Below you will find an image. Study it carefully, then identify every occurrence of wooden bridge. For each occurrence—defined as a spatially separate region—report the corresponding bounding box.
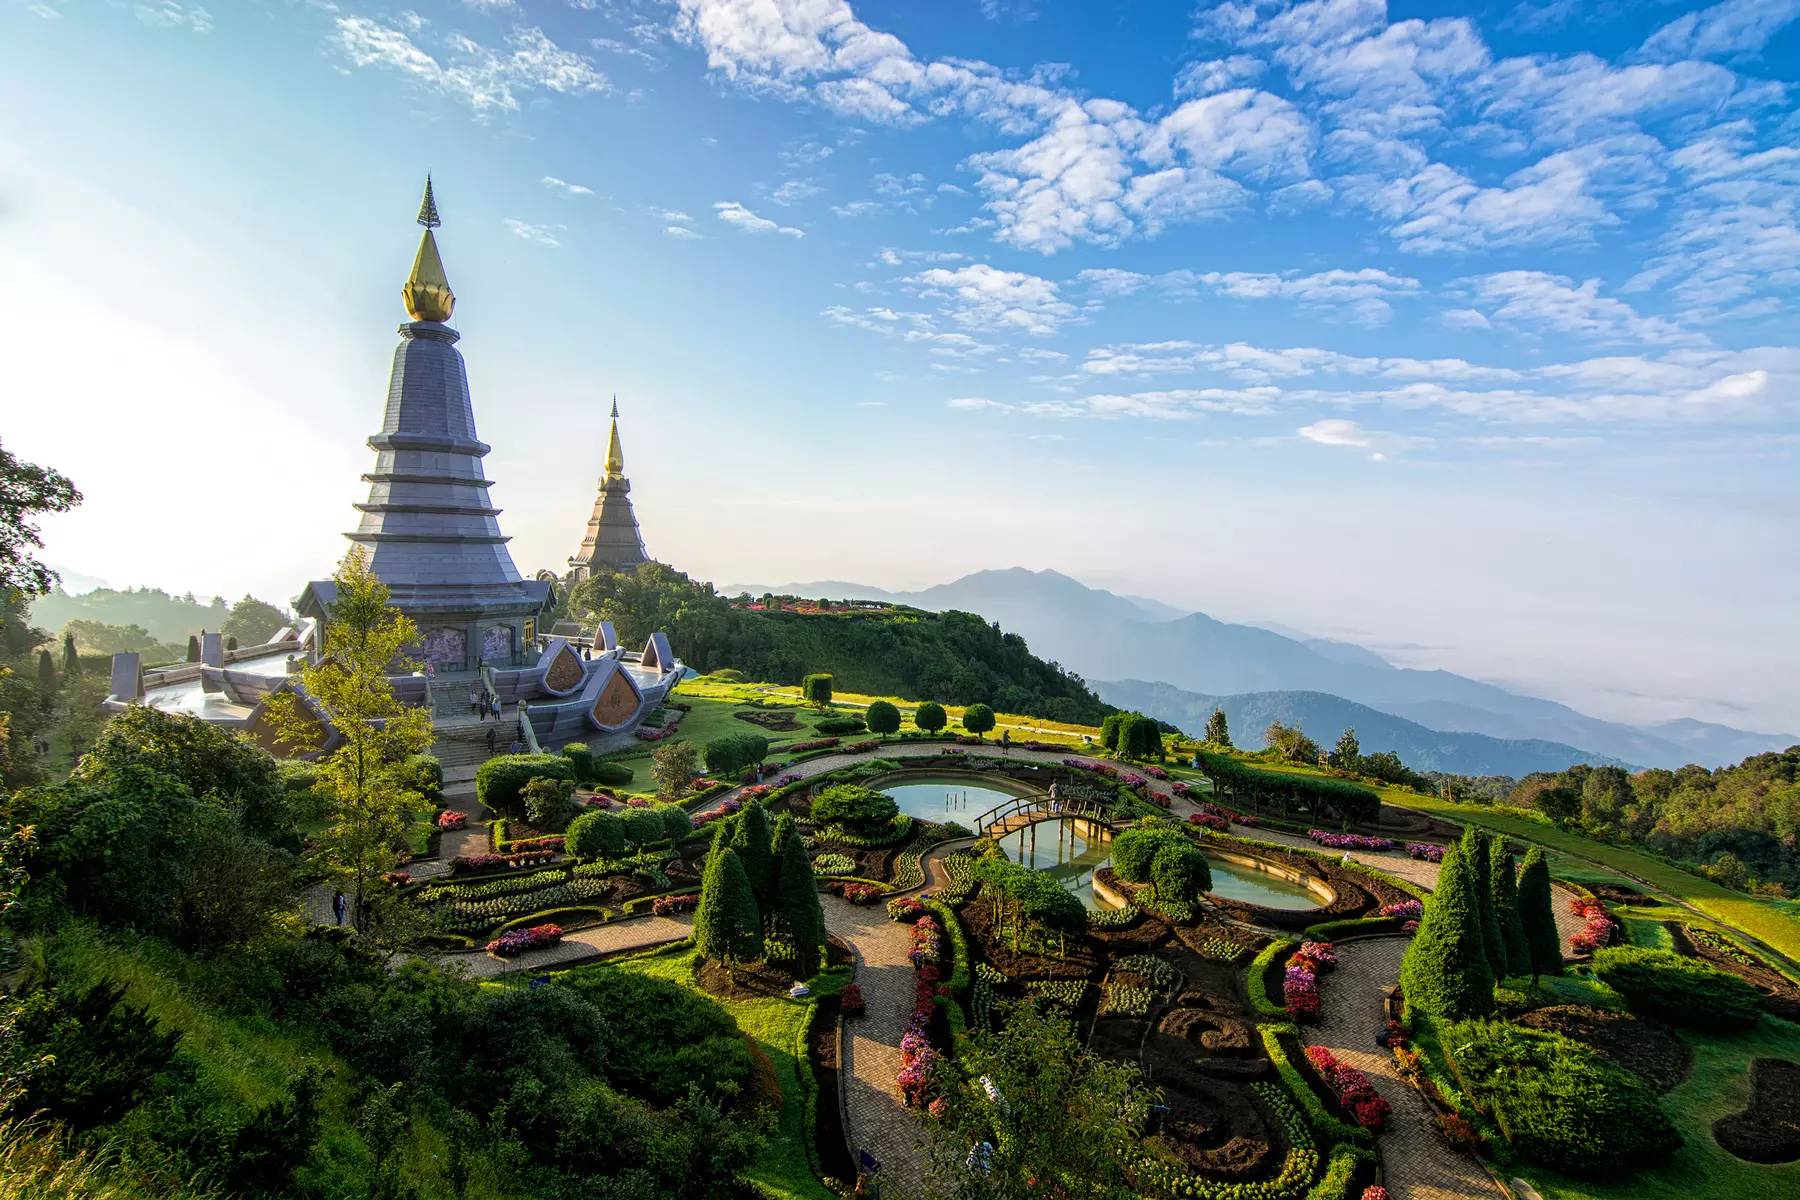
[973,791,1113,838]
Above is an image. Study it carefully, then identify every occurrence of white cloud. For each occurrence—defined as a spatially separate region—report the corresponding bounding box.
[1458,271,1706,345]
[715,201,805,237]
[947,397,1011,410]
[1174,56,1265,99]
[462,0,516,9]
[334,18,608,114]
[904,263,1073,335]
[664,225,704,239]
[1637,0,1800,64]
[1441,307,1491,330]
[135,2,211,32]
[831,200,882,217]
[648,206,694,222]
[503,218,563,246]
[1298,418,1370,447]
[770,179,823,205]
[541,175,594,197]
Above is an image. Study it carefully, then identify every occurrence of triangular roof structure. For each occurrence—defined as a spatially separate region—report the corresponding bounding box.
[570,397,648,577]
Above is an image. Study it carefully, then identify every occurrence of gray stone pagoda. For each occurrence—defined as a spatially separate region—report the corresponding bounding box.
[296,179,550,669]
[568,398,649,580]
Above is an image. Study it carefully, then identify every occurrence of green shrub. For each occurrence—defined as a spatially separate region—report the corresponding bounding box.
[704,733,769,777]
[523,776,582,832]
[557,967,754,1105]
[1591,946,1763,1030]
[1151,842,1211,905]
[656,802,692,843]
[1400,846,1496,1021]
[707,668,745,682]
[814,716,865,735]
[865,700,901,738]
[1257,1026,1370,1146]
[1111,826,1191,883]
[590,760,634,787]
[562,742,594,782]
[960,703,995,737]
[476,754,575,815]
[1306,1145,1374,1200]
[389,753,443,799]
[623,806,667,849]
[9,981,183,1130]
[566,809,626,859]
[801,673,833,709]
[1249,939,1297,1019]
[1444,1018,1678,1177]
[1518,846,1562,979]
[913,701,947,734]
[811,784,899,834]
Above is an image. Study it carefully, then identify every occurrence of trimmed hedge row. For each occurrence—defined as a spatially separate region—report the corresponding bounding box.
[1250,938,1299,1019]
[1198,752,1380,824]
[1591,946,1763,1031]
[476,754,575,813]
[1305,1144,1376,1200]
[1257,1025,1372,1147]
[1304,916,1403,943]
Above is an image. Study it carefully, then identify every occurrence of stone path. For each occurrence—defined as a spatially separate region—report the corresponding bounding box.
[823,897,931,1184]
[440,913,694,978]
[1301,938,1503,1200]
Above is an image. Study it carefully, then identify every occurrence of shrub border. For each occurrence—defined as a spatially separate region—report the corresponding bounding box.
[1250,938,1299,1019]
[1258,1025,1372,1147]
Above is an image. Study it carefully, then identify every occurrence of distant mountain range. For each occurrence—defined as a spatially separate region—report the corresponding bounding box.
[724,569,1798,773]
[1093,680,1625,777]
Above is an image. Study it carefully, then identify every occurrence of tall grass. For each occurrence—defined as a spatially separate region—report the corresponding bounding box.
[0,1122,212,1200]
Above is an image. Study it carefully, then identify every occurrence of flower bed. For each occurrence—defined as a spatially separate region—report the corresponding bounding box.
[449,849,556,874]
[786,738,842,754]
[486,923,563,956]
[1086,903,1140,929]
[1189,812,1231,831]
[1115,953,1179,992]
[843,739,880,754]
[1025,979,1087,1009]
[897,916,948,1106]
[690,797,744,827]
[811,853,857,877]
[1285,941,1337,1024]
[503,835,565,853]
[936,852,977,906]
[1304,1045,1391,1132]
[1379,899,1423,920]
[436,810,468,830]
[1308,831,1397,852]
[839,982,865,1016]
[1101,982,1153,1016]
[651,892,698,916]
[1570,897,1622,954]
[841,882,883,905]
[1127,1081,1318,1200]
[887,896,927,923]
[972,963,1006,1031]
[1197,937,1249,964]
[1197,800,1256,827]
[1405,842,1444,862]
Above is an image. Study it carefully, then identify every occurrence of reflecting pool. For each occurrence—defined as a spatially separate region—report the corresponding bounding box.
[1204,856,1324,911]
[881,774,1034,824]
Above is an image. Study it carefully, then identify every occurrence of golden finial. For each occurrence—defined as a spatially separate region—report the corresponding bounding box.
[605,397,625,479]
[402,176,455,322]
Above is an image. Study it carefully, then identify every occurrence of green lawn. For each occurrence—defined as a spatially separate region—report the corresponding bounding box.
[1520,1016,1800,1200]
[559,943,851,1200]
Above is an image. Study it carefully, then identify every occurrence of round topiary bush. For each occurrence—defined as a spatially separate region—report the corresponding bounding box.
[476,754,575,816]
[1592,946,1763,1031]
[590,760,634,787]
[1111,827,1191,883]
[1151,842,1211,905]
[566,808,626,859]
[811,784,899,834]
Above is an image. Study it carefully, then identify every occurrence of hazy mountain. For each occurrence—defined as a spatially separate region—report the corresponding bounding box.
[1096,680,1625,777]
[722,567,1792,770]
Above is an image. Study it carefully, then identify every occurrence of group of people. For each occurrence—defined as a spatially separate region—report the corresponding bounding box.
[469,688,504,722]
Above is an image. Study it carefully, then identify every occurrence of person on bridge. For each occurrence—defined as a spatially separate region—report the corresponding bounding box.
[1047,779,1061,812]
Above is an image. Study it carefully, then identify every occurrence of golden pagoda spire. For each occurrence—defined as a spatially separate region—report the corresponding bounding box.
[604,396,625,479]
[402,176,456,323]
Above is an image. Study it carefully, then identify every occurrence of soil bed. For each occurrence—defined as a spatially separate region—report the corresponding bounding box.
[1514,1005,1693,1093]
[736,710,804,732]
[1713,1058,1800,1164]
[1669,924,1800,1022]
[807,994,857,1185]
[696,957,799,1001]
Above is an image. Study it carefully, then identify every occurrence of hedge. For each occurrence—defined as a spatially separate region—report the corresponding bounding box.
[1303,916,1402,943]
[1305,1144,1375,1200]
[1250,938,1299,1019]
[1198,752,1380,824]
[1258,1026,1372,1147]
[923,898,971,1040]
[562,742,595,782]
[590,760,635,787]
[476,754,575,814]
[1591,946,1763,1031]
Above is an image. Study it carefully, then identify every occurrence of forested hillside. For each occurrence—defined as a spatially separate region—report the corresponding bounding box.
[566,562,1113,724]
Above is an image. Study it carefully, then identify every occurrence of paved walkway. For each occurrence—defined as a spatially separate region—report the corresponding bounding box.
[824,897,931,1183]
[439,913,694,978]
[1301,938,1503,1200]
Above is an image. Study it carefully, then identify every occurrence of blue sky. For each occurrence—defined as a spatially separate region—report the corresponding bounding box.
[2,0,1797,731]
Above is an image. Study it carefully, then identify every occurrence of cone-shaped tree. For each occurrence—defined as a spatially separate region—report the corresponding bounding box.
[62,632,80,676]
[1517,846,1562,981]
[772,814,825,978]
[37,648,57,692]
[1461,826,1507,979]
[729,802,776,908]
[1204,707,1230,748]
[1489,835,1529,978]
[694,845,763,971]
[1399,846,1496,1020]
[185,634,201,663]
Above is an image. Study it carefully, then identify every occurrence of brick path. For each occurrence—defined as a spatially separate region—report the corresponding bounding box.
[1301,937,1503,1200]
[824,897,931,1183]
[439,913,693,978]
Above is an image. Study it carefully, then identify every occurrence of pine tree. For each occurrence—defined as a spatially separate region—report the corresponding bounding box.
[1204,707,1230,747]
[729,802,776,908]
[772,814,825,978]
[37,648,56,692]
[694,845,763,972]
[62,632,80,676]
[1462,826,1507,978]
[1517,846,1562,982]
[1489,835,1529,979]
[185,634,201,663]
[1399,846,1496,1020]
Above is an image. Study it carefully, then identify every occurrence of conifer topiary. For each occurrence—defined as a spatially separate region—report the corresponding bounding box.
[1517,846,1562,981]
[1490,835,1529,978]
[1462,826,1507,979]
[1399,846,1496,1020]
[772,813,825,977]
[729,802,776,907]
[694,845,763,971]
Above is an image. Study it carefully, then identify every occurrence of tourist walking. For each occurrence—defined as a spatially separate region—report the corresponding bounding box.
[331,889,346,927]
[469,687,480,718]
[486,726,497,755]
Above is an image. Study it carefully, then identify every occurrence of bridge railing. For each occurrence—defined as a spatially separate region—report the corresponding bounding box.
[973,792,1111,837]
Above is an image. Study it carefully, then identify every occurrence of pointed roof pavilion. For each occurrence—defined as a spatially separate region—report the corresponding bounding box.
[570,398,648,577]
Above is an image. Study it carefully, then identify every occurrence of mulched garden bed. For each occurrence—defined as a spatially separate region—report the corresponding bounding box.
[1669,924,1800,1022]
[1514,1005,1693,1093]
[958,895,1099,981]
[696,957,800,1000]
[1712,1058,1800,1163]
[807,993,857,1184]
[735,709,805,732]
[1588,883,1651,906]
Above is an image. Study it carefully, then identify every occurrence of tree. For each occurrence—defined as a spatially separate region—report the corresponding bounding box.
[810,784,898,834]
[1581,766,1633,829]
[961,703,995,740]
[1329,727,1361,772]
[1490,836,1530,979]
[0,439,81,598]
[75,704,292,841]
[657,802,692,843]
[1517,846,1562,981]
[865,699,900,739]
[1399,845,1496,1020]
[801,673,833,710]
[185,634,201,663]
[1461,825,1507,978]
[1204,706,1231,747]
[916,998,1150,1200]
[1150,841,1211,906]
[1263,719,1321,765]
[262,548,433,933]
[704,732,768,777]
[522,777,581,832]
[36,648,54,693]
[651,739,700,799]
[728,802,776,908]
[1114,713,1162,759]
[60,631,79,676]
[913,701,947,735]
[623,806,666,849]
[693,845,763,972]
[771,813,824,977]
[221,595,288,647]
